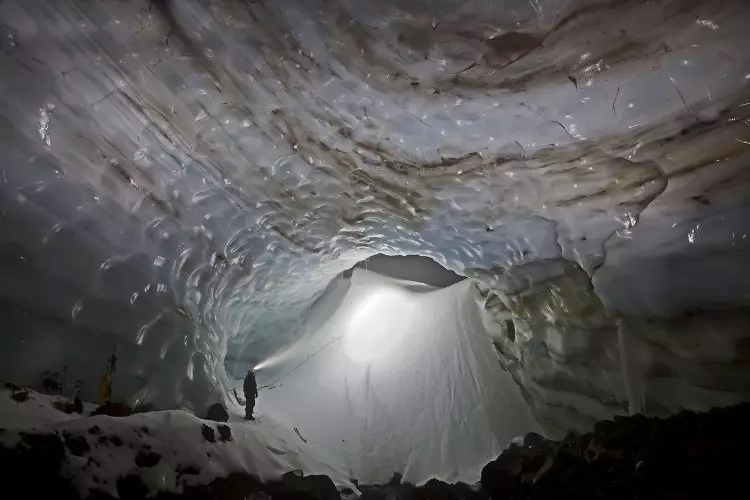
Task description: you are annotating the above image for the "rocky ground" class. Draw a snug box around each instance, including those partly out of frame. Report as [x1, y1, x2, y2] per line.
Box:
[480, 403, 750, 499]
[361, 403, 750, 500]
[1, 384, 748, 499]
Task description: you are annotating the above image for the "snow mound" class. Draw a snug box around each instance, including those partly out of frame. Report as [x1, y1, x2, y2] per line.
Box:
[0, 386, 97, 429]
[0, 387, 356, 498]
[256, 270, 542, 485]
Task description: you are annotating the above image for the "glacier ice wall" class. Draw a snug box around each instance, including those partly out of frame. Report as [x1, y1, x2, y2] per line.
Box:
[0, 0, 749, 426]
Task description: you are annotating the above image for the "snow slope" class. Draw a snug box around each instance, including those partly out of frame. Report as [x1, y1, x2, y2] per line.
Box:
[0, 386, 98, 429]
[0, 387, 356, 498]
[255, 269, 542, 485]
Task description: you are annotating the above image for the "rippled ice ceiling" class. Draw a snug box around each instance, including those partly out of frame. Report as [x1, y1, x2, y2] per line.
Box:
[1, 0, 749, 426]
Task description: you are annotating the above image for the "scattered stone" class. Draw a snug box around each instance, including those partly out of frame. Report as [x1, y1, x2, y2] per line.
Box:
[205, 402, 229, 423]
[359, 476, 486, 500]
[217, 424, 232, 442]
[200, 424, 216, 443]
[177, 464, 200, 477]
[523, 431, 547, 448]
[135, 449, 162, 468]
[481, 403, 750, 499]
[53, 398, 76, 414]
[421, 478, 487, 500]
[0, 431, 78, 500]
[88, 425, 101, 435]
[480, 447, 523, 500]
[98, 435, 124, 447]
[276, 470, 341, 500]
[63, 433, 90, 457]
[117, 474, 148, 500]
[10, 388, 29, 403]
[93, 402, 133, 417]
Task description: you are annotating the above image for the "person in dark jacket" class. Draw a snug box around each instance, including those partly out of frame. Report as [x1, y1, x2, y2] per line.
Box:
[243, 369, 258, 420]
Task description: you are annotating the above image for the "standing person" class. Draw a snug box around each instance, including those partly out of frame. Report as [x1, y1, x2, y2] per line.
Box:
[243, 369, 258, 420]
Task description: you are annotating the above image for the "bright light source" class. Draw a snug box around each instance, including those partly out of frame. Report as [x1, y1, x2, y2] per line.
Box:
[253, 351, 285, 371]
[345, 288, 412, 362]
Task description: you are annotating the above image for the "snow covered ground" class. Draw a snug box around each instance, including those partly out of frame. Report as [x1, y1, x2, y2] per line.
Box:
[0, 387, 356, 498]
[252, 270, 542, 485]
[0, 386, 98, 429]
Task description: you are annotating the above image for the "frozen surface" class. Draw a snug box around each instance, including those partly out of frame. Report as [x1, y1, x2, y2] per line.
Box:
[0, 386, 98, 429]
[0, 387, 355, 497]
[0, 0, 748, 445]
[256, 269, 541, 485]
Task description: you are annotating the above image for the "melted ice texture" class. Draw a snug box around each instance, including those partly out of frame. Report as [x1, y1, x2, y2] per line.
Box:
[0, 0, 749, 414]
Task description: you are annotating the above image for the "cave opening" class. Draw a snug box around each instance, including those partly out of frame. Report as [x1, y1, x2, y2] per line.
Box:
[239, 254, 540, 485]
[342, 254, 464, 288]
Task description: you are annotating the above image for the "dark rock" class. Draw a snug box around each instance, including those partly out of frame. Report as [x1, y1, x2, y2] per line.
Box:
[88, 425, 101, 435]
[98, 435, 124, 447]
[481, 449, 523, 500]
[217, 423, 233, 442]
[0, 431, 78, 500]
[53, 398, 75, 414]
[63, 433, 90, 456]
[10, 388, 29, 402]
[177, 464, 200, 477]
[420, 479, 488, 500]
[274, 471, 341, 500]
[93, 402, 133, 417]
[480, 403, 750, 499]
[117, 474, 149, 500]
[201, 423, 216, 443]
[523, 432, 547, 448]
[135, 448, 162, 468]
[359, 478, 415, 500]
[140, 426, 150, 435]
[593, 418, 615, 438]
[205, 402, 229, 423]
[451, 482, 488, 500]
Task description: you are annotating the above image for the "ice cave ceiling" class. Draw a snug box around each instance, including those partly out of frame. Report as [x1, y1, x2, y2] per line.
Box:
[1, 0, 750, 429]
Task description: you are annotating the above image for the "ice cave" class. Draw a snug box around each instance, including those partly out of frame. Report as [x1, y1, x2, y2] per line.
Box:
[0, 0, 749, 498]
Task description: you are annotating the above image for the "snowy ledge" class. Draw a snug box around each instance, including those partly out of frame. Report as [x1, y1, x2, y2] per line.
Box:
[0, 386, 356, 499]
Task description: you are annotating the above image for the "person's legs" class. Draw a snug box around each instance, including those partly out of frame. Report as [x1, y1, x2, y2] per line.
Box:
[245, 397, 255, 420]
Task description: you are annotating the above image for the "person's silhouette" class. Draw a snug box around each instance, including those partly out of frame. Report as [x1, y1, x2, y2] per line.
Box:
[243, 369, 258, 420]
